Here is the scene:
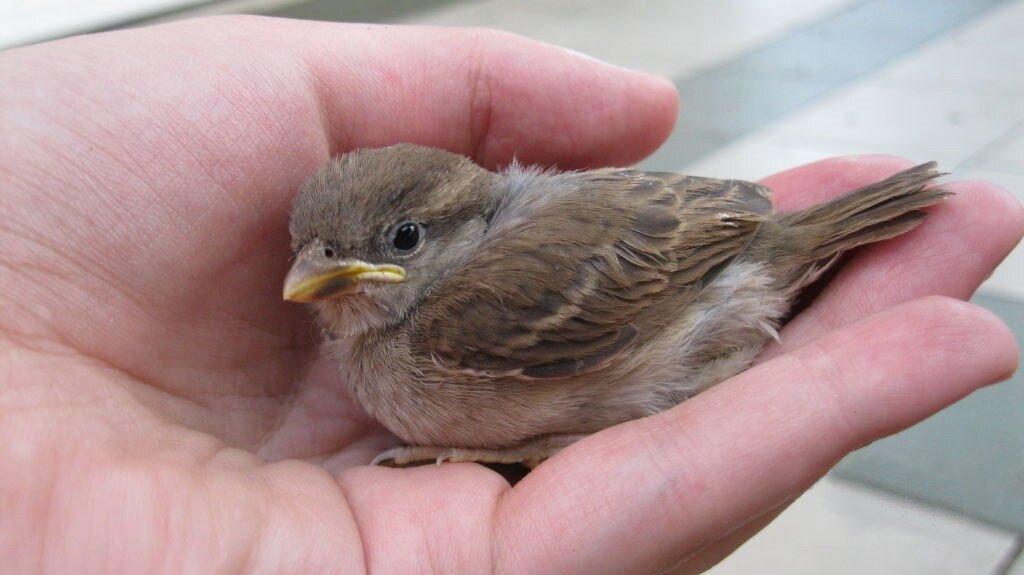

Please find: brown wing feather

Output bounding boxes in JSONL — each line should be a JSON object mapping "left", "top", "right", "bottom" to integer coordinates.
{"left": 413, "top": 169, "right": 773, "bottom": 378}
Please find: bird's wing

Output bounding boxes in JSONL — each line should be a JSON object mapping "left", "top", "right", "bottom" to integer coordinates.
{"left": 412, "top": 169, "right": 773, "bottom": 379}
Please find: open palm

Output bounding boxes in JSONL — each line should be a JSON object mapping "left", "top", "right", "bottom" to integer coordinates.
{"left": 1, "top": 17, "right": 1020, "bottom": 574}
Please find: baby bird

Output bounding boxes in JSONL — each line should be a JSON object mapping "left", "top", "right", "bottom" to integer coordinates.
{"left": 284, "top": 144, "right": 946, "bottom": 467}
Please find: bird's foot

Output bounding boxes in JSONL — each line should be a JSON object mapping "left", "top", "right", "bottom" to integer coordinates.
{"left": 371, "top": 434, "right": 588, "bottom": 468}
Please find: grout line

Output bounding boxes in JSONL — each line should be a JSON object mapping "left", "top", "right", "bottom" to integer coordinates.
{"left": 993, "top": 536, "right": 1023, "bottom": 575}
{"left": 959, "top": 119, "right": 1024, "bottom": 170}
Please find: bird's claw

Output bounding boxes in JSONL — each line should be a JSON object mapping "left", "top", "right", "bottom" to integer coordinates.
{"left": 369, "top": 435, "right": 586, "bottom": 468}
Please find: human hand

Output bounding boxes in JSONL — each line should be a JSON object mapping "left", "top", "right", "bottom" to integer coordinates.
{"left": 0, "top": 16, "right": 1019, "bottom": 574}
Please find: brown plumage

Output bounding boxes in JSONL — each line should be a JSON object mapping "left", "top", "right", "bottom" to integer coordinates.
{"left": 284, "top": 144, "right": 947, "bottom": 466}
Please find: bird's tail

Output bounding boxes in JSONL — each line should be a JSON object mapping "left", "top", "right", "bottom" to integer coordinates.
{"left": 772, "top": 162, "right": 948, "bottom": 288}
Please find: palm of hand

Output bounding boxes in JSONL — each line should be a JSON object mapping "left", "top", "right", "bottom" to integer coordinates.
{"left": 1, "top": 17, "right": 1020, "bottom": 574}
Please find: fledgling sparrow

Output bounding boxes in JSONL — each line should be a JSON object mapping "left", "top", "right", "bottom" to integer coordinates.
{"left": 284, "top": 144, "right": 947, "bottom": 467}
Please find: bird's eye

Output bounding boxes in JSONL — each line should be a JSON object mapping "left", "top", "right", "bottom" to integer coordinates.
{"left": 392, "top": 222, "right": 421, "bottom": 251}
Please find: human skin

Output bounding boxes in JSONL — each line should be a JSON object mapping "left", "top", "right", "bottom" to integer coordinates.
{"left": 0, "top": 16, "right": 1020, "bottom": 574}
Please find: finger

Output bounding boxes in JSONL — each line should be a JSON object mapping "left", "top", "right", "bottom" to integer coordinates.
{"left": 291, "top": 20, "right": 680, "bottom": 169}
{"left": 497, "top": 297, "right": 1017, "bottom": 574}
{"left": 760, "top": 159, "right": 1024, "bottom": 358}
{"left": 6, "top": 17, "right": 678, "bottom": 173}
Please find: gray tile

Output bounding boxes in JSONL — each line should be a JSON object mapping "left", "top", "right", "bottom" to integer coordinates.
{"left": 646, "top": 75, "right": 837, "bottom": 168}
{"left": 810, "top": 0, "right": 1002, "bottom": 39}
{"left": 721, "top": 33, "right": 912, "bottom": 83}
{"left": 834, "top": 291, "right": 1024, "bottom": 532}
{"left": 709, "top": 477, "right": 1017, "bottom": 575}
{"left": 680, "top": 75, "right": 839, "bottom": 136}
{"left": 680, "top": 140, "right": 835, "bottom": 180}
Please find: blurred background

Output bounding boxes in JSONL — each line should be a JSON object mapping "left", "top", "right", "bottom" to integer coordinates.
{"left": 3, "top": 1, "right": 1022, "bottom": 573}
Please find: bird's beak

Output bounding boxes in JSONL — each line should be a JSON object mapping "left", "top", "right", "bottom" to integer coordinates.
{"left": 283, "top": 243, "right": 406, "bottom": 303}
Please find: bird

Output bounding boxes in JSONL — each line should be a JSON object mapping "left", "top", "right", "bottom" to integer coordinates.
{"left": 283, "top": 144, "right": 947, "bottom": 467}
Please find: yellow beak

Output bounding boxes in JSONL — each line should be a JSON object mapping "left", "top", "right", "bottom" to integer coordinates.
{"left": 282, "top": 243, "right": 406, "bottom": 303}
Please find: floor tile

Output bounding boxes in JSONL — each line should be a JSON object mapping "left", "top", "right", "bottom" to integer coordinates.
{"left": 708, "top": 477, "right": 1018, "bottom": 575}
{"left": 724, "top": 33, "right": 912, "bottom": 83}
{"left": 680, "top": 139, "right": 834, "bottom": 180}
{"left": 948, "top": 0, "right": 1024, "bottom": 45}
{"left": 877, "top": 35, "right": 1024, "bottom": 97}
{"left": 758, "top": 84, "right": 1024, "bottom": 169}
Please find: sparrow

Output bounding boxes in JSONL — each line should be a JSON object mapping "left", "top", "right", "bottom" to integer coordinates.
{"left": 284, "top": 144, "right": 947, "bottom": 467}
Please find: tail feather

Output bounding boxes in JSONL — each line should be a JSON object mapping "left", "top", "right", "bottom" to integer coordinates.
{"left": 778, "top": 162, "right": 949, "bottom": 261}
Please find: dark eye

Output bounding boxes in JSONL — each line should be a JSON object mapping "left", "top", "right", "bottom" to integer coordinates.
{"left": 392, "top": 222, "right": 421, "bottom": 251}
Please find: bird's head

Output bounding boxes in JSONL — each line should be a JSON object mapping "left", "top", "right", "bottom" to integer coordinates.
{"left": 284, "top": 144, "right": 494, "bottom": 336}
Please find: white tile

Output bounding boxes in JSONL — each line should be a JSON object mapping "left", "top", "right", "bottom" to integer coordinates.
{"left": 680, "top": 139, "right": 835, "bottom": 181}
{"left": 709, "top": 477, "right": 1018, "bottom": 575}
{"left": 404, "top": 0, "right": 858, "bottom": 79}
{"left": 1007, "top": 549, "right": 1024, "bottom": 575}
{"left": 757, "top": 84, "right": 1024, "bottom": 169}
{"left": 971, "top": 123, "right": 1024, "bottom": 175}
{"left": 946, "top": 0, "right": 1024, "bottom": 46}
{"left": 876, "top": 35, "right": 1024, "bottom": 98}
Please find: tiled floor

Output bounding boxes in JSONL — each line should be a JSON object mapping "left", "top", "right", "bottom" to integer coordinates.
{"left": 6, "top": 0, "right": 1023, "bottom": 572}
